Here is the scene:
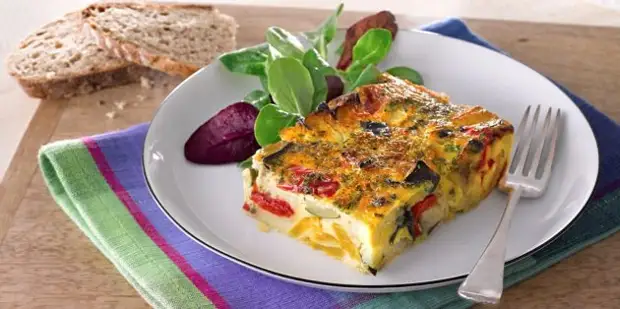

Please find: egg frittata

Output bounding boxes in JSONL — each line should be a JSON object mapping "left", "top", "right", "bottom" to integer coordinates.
{"left": 242, "top": 74, "right": 514, "bottom": 275}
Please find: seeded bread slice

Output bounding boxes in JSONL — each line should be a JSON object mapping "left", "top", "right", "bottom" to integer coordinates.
{"left": 81, "top": 2, "right": 238, "bottom": 78}
{"left": 5, "top": 12, "right": 152, "bottom": 100}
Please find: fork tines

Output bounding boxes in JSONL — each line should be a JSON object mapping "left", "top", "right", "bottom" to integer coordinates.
{"left": 509, "top": 104, "right": 561, "bottom": 181}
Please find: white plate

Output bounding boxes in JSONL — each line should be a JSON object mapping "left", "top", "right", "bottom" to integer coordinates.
{"left": 143, "top": 29, "right": 599, "bottom": 293}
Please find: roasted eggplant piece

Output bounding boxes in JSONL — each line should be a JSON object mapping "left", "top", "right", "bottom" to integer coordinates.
{"left": 250, "top": 168, "right": 258, "bottom": 184}
{"left": 359, "top": 157, "right": 376, "bottom": 169}
{"left": 263, "top": 142, "right": 294, "bottom": 169}
{"left": 361, "top": 121, "right": 391, "bottom": 137}
{"left": 437, "top": 128, "right": 453, "bottom": 138}
{"left": 465, "top": 139, "right": 484, "bottom": 153}
{"left": 316, "top": 102, "right": 337, "bottom": 119}
{"left": 367, "top": 267, "right": 378, "bottom": 276}
{"left": 389, "top": 208, "right": 415, "bottom": 244}
{"left": 404, "top": 161, "right": 440, "bottom": 193}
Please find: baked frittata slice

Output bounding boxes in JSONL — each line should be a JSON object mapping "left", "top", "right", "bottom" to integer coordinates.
{"left": 241, "top": 74, "right": 514, "bottom": 275}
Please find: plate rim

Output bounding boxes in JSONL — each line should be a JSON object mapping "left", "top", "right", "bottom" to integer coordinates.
{"left": 141, "top": 28, "right": 600, "bottom": 291}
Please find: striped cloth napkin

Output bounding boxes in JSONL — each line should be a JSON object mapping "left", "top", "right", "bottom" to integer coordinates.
{"left": 38, "top": 18, "right": 620, "bottom": 309}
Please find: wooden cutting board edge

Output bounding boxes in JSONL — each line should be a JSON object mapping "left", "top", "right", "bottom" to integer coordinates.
{"left": 0, "top": 100, "right": 66, "bottom": 243}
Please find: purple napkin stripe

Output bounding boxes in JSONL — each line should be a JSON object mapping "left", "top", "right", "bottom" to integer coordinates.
{"left": 86, "top": 126, "right": 349, "bottom": 309}
{"left": 83, "top": 136, "right": 231, "bottom": 309}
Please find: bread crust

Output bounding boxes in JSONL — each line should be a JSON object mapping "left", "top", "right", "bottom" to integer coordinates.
{"left": 4, "top": 11, "right": 145, "bottom": 100}
{"left": 81, "top": 2, "right": 237, "bottom": 78}
{"left": 14, "top": 64, "right": 155, "bottom": 100}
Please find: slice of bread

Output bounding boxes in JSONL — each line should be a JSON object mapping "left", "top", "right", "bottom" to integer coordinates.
{"left": 5, "top": 12, "right": 152, "bottom": 100}
{"left": 81, "top": 2, "right": 238, "bottom": 78}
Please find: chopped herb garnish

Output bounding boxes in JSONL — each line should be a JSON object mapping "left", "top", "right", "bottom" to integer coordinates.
{"left": 425, "top": 182, "right": 436, "bottom": 193}
{"left": 444, "top": 143, "right": 460, "bottom": 152}
{"left": 371, "top": 197, "right": 387, "bottom": 207}
{"left": 432, "top": 157, "right": 447, "bottom": 166}
{"left": 336, "top": 190, "right": 363, "bottom": 210}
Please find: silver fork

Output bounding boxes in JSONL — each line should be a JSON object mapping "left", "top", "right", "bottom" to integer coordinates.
{"left": 457, "top": 104, "right": 562, "bottom": 304}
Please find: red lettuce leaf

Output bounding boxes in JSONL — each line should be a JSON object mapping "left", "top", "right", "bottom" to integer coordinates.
{"left": 325, "top": 75, "right": 344, "bottom": 102}
{"left": 184, "top": 102, "right": 260, "bottom": 164}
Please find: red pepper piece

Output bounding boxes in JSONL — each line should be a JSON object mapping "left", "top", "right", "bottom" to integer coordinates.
{"left": 411, "top": 194, "right": 437, "bottom": 220}
{"left": 250, "top": 188, "right": 295, "bottom": 218}
{"left": 278, "top": 166, "right": 340, "bottom": 198}
{"left": 314, "top": 181, "right": 340, "bottom": 197}
{"left": 478, "top": 144, "right": 489, "bottom": 170}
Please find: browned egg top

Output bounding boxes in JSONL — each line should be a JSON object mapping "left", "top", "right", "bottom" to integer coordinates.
{"left": 256, "top": 74, "right": 514, "bottom": 224}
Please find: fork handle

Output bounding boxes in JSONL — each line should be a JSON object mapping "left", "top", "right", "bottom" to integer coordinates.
{"left": 457, "top": 185, "right": 523, "bottom": 304}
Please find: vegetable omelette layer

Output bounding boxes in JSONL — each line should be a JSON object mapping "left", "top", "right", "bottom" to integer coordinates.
{"left": 243, "top": 73, "right": 514, "bottom": 275}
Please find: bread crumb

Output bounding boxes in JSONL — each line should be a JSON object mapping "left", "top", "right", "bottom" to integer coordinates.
{"left": 105, "top": 111, "right": 117, "bottom": 119}
{"left": 114, "top": 100, "right": 127, "bottom": 110}
{"left": 140, "top": 76, "right": 152, "bottom": 89}
{"left": 257, "top": 222, "right": 271, "bottom": 233}
{"left": 136, "top": 94, "right": 146, "bottom": 101}
{"left": 68, "top": 52, "right": 82, "bottom": 64}
{"left": 98, "top": 100, "right": 106, "bottom": 106}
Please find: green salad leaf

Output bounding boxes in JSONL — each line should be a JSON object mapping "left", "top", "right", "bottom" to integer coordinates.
{"left": 266, "top": 27, "right": 305, "bottom": 59}
{"left": 259, "top": 75, "right": 269, "bottom": 91}
{"left": 315, "top": 36, "right": 328, "bottom": 62}
{"left": 352, "top": 28, "right": 393, "bottom": 66}
{"left": 343, "top": 63, "right": 364, "bottom": 85}
{"left": 347, "top": 64, "right": 381, "bottom": 92}
{"left": 342, "top": 28, "right": 393, "bottom": 88}
{"left": 303, "top": 48, "right": 335, "bottom": 73}
{"left": 303, "top": 3, "right": 344, "bottom": 58}
{"left": 385, "top": 66, "right": 424, "bottom": 85}
{"left": 335, "top": 42, "right": 344, "bottom": 56}
{"left": 254, "top": 104, "right": 298, "bottom": 146}
{"left": 267, "top": 45, "right": 283, "bottom": 62}
{"left": 319, "top": 3, "right": 343, "bottom": 44}
{"left": 237, "top": 157, "right": 254, "bottom": 169}
{"left": 215, "top": 4, "right": 427, "bottom": 155}
{"left": 267, "top": 57, "right": 315, "bottom": 116}
{"left": 303, "top": 48, "right": 340, "bottom": 110}
{"left": 344, "top": 28, "right": 392, "bottom": 84}
{"left": 244, "top": 90, "right": 271, "bottom": 109}
{"left": 219, "top": 44, "right": 270, "bottom": 76}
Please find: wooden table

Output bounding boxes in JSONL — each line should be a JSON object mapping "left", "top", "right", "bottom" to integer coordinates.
{"left": 0, "top": 5, "right": 619, "bottom": 308}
